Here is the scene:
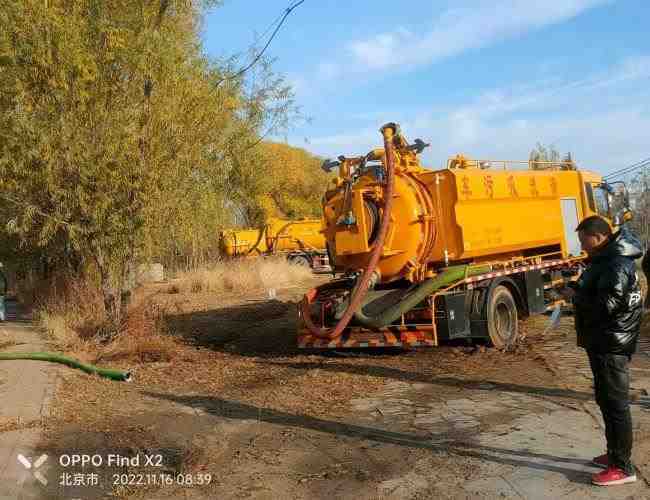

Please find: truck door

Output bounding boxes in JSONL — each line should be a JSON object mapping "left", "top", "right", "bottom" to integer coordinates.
{"left": 560, "top": 198, "right": 582, "bottom": 257}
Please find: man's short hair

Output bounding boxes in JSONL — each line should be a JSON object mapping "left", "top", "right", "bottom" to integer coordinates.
{"left": 576, "top": 215, "right": 612, "bottom": 236}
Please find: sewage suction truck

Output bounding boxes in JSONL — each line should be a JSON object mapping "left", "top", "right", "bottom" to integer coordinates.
{"left": 297, "top": 122, "right": 631, "bottom": 349}
{"left": 219, "top": 217, "right": 330, "bottom": 270}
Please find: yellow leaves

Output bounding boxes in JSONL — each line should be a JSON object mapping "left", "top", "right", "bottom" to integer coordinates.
{"left": 223, "top": 95, "right": 240, "bottom": 111}
{"left": 104, "top": 28, "right": 128, "bottom": 51}
{"left": 258, "top": 196, "right": 280, "bottom": 218}
{"left": 0, "top": 0, "right": 319, "bottom": 269}
{"left": 239, "top": 141, "right": 330, "bottom": 221}
{"left": 77, "top": 59, "right": 98, "bottom": 83}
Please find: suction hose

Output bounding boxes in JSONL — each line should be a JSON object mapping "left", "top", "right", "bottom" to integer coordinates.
{"left": 352, "top": 264, "right": 491, "bottom": 329}
{"left": 0, "top": 352, "right": 132, "bottom": 381}
{"left": 300, "top": 123, "right": 398, "bottom": 340}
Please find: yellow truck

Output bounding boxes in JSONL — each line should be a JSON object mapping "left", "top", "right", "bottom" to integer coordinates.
{"left": 298, "top": 122, "right": 631, "bottom": 349}
{"left": 219, "top": 217, "right": 330, "bottom": 270}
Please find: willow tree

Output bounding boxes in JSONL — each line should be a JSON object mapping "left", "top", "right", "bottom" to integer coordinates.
{"left": 0, "top": 0, "right": 234, "bottom": 327}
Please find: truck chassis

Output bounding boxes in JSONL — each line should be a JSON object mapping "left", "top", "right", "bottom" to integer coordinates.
{"left": 298, "top": 254, "right": 585, "bottom": 349}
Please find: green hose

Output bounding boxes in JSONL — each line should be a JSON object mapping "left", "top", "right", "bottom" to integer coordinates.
{"left": 353, "top": 264, "right": 492, "bottom": 329}
{"left": 0, "top": 352, "right": 132, "bottom": 382}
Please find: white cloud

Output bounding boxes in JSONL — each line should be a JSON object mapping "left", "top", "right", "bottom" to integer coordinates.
{"left": 291, "top": 0, "right": 614, "bottom": 99}
{"left": 344, "top": 0, "right": 612, "bottom": 73}
{"left": 589, "top": 55, "right": 650, "bottom": 88}
{"left": 295, "top": 55, "right": 650, "bottom": 175}
{"left": 349, "top": 26, "right": 415, "bottom": 70}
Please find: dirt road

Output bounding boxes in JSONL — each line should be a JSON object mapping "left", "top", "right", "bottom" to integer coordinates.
{"left": 3, "top": 283, "right": 650, "bottom": 499}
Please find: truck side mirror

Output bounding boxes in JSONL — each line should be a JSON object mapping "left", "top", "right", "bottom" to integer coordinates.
{"left": 406, "top": 138, "right": 430, "bottom": 154}
{"left": 321, "top": 159, "right": 340, "bottom": 173}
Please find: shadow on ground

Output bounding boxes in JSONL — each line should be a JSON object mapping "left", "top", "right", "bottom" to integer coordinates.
{"left": 164, "top": 299, "right": 303, "bottom": 357}
{"left": 163, "top": 299, "right": 415, "bottom": 359}
{"left": 261, "top": 360, "right": 596, "bottom": 402}
{"left": 145, "top": 391, "right": 598, "bottom": 486}
{"left": 261, "top": 361, "right": 650, "bottom": 410}
{"left": 163, "top": 298, "right": 505, "bottom": 359}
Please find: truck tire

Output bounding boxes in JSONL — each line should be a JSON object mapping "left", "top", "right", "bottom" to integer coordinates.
{"left": 289, "top": 255, "right": 311, "bottom": 268}
{"left": 487, "top": 285, "right": 518, "bottom": 348}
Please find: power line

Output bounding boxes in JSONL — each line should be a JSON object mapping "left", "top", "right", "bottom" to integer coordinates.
{"left": 252, "top": 8, "right": 288, "bottom": 47}
{"left": 227, "top": 8, "right": 287, "bottom": 61}
{"left": 216, "top": 0, "right": 306, "bottom": 86}
{"left": 606, "top": 161, "right": 650, "bottom": 183}
{"left": 603, "top": 156, "right": 650, "bottom": 181}
{"left": 604, "top": 157, "right": 650, "bottom": 180}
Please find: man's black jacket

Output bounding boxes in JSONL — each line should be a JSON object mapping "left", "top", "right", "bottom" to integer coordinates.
{"left": 572, "top": 226, "right": 643, "bottom": 355}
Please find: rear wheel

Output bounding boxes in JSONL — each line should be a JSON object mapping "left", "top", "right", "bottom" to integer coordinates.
{"left": 487, "top": 285, "right": 518, "bottom": 348}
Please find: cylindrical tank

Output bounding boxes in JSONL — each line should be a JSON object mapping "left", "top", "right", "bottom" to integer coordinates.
{"left": 219, "top": 227, "right": 269, "bottom": 257}
{"left": 265, "top": 218, "right": 325, "bottom": 252}
{"left": 219, "top": 218, "right": 326, "bottom": 257}
{"left": 323, "top": 152, "right": 604, "bottom": 284}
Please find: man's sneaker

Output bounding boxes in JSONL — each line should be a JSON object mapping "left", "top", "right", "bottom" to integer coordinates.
{"left": 592, "top": 454, "right": 609, "bottom": 468}
{"left": 592, "top": 466, "right": 637, "bottom": 486}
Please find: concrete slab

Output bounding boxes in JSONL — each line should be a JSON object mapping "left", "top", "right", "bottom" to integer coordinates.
{"left": 347, "top": 330, "right": 650, "bottom": 499}
{"left": 0, "top": 301, "right": 58, "bottom": 499}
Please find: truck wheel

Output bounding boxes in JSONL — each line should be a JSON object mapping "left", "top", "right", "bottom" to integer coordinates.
{"left": 487, "top": 285, "right": 518, "bottom": 348}
{"left": 289, "top": 255, "right": 311, "bottom": 267}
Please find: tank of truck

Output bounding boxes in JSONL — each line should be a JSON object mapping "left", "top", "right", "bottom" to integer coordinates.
{"left": 323, "top": 152, "right": 605, "bottom": 284}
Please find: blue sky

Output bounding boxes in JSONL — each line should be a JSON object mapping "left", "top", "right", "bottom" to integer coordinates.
{"left": 203, "top": 0, "right": 650, "bottom": 176}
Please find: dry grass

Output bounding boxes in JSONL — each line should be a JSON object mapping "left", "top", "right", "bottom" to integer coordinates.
{"left": 35, "top": 275, "right": 106, "bottom": 348}
{"left": 32, "top": 273, "right": 177, "bottom": 365}
{"left": 97, "top": 303, "right": 178, "bottom": 363}
{"left": 28, "top": 257, "right": 313, "bottom": 368}
{"left": 0, "top": 417, "right": 46, "bottom": 434}
{"left": 173, "top": 256, "right": 312, "bottom": 295}
{"left": 0, "top": 340, "right": 17, "bottom": 350}
{"left": 38, "top": 310, "right": 79, "bottom": 347}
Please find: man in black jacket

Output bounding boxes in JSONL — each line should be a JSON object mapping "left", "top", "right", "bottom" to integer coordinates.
{"left": 561, "top": 215, "right": 642, "bottom": 486}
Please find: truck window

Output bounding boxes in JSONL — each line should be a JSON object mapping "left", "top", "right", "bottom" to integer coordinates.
{"left": 593, "top": 186, "right": 609, "bottom": 217}
{"left": 584, "top": 183, "right": 596, "bottom": 212}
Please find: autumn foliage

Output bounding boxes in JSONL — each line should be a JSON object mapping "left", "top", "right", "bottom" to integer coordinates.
{"left": 0, "top": 0, "right": 326, "bottom": 327}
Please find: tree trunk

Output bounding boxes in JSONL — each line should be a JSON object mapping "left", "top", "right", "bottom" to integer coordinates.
{"left": 120, "top": 258, "right": 135, "bottom": 319}
{"left": 92, "top": 244, "right": 122, "bottom": 334}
